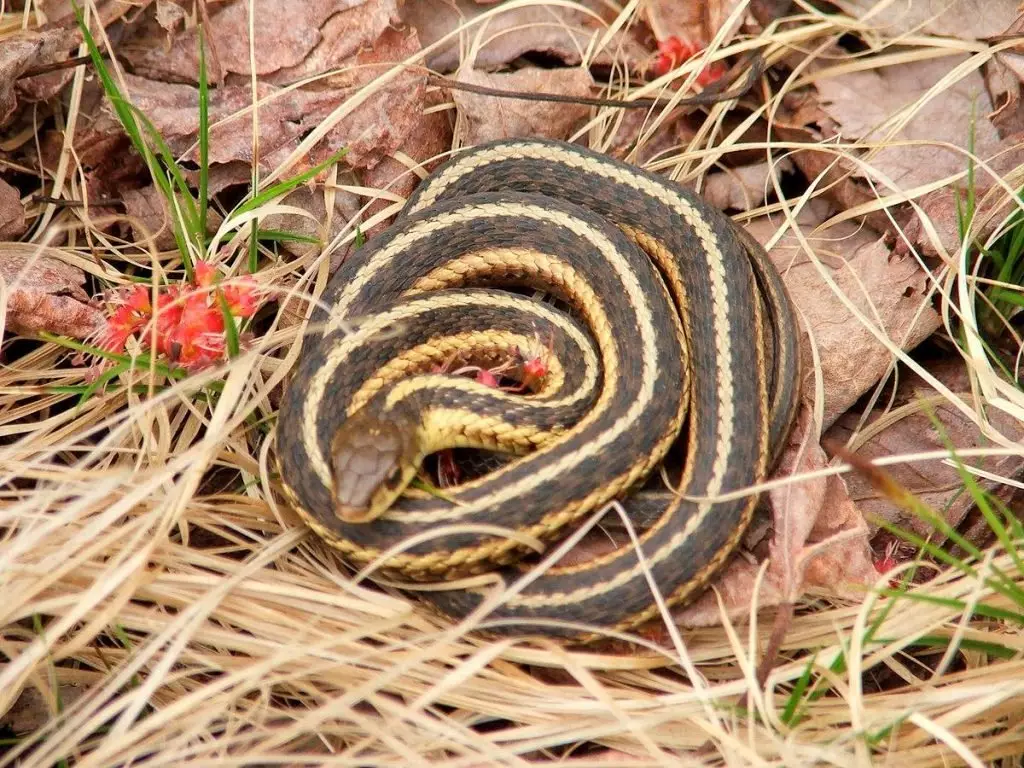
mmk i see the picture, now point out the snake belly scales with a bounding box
[274,138,800,643]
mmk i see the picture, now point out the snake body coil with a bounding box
[275,139,800,642]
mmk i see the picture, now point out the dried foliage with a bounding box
[2,0,1024,765]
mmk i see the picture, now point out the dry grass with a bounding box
[3,1,1024,765]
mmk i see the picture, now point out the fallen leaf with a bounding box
[120,0,398,83]
[984,54,1024,138]
[452,67,594,146]
[120,185,224,252]
[155,0,188,35]
[0,178,26,239]
[813,53,1002,192]
[745,198,942,430]
[643,0,747,49]
[826,356,1024,549]
[772,122,897,237]
[0,247,105,339]
[0,29,73,127]
[360,86,453,238]
[895,135,1024,258]
[37,0,154,27]
[7,684,87,735]
[604,108,698,166]
[309,25,428,172]
[265,0,401,85]
[92,55,423,174]
[829,0,1021,40]
[701,159,792,212]
[260,183,361,263]
[400,0,649,74]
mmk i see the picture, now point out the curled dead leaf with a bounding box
[643,0,747,49]
[0,248,104,339]
[895,136,1024,258]
[0,178,27,239]
[401,0,649,74]
[826,356,1024,553]
[701,159,792,212]
[120,0,400,84]
[812,54,1002,192]
[452,67,594,146]
[120,185,223,252]
[360,86,453,239]
[829,0,1021,40]
[745,198,942,430]
[0,29,74,128]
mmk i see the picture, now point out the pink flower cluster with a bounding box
[94,261,263,371]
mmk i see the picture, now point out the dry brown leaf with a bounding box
[452,67,594,146]
[0,249,104,339]
[814,54,1003,192]
[311,25,427,172]
[96,45,424,175]
[895,135,1024,258]
[984,54,1024,138]
[0,29,74,128]
[120,0,398,83]
[701,159,791,212]
[37,0,153,26]
[360,87,453,238]
[643,0,746,47]
[265,0,402,85]
[745,198,942,430]
[826,356,1024,548]
[0,178,26,239]
[120,185,224,251]
[7,684,87,736]
[400,0,649,73]
[604,108,698,166]
[154,0,188,35]
[830,0,1021,39]
[772,86,897,236]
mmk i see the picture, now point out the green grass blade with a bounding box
[41,332,187,381]
[72,2,145,157]
[73,1,199,275]
[217,291,241,358]
[255,228,320,245]
[249,220,260,273]
[77,360,135,407]
[233,148,349,218]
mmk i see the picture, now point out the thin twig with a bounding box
[32,195,125,208]
[427,52,766,110]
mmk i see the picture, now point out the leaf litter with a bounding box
[3,0,1024,764]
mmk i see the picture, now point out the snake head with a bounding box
[328,410,419,523]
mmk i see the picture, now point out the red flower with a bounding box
[90,261,266,373]
[652,37,728,85]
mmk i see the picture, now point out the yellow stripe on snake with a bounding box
[274,138,800,643]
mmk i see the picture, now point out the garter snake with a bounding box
[274,138,800,642]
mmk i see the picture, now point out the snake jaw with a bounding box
[328,410,419,522]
